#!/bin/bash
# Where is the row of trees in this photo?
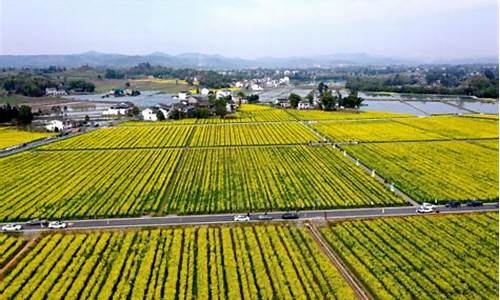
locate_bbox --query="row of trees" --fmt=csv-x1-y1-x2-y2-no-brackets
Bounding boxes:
0,103,34,125
287,82,363,110
1,74,95,97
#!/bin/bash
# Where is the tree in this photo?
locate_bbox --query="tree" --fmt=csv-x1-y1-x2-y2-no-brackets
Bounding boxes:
247,94,259,103
319,91,337,111
288,93,301,108
128,105,140,117
318,82,328,95
305,91,314,105
343,90,364,109
214,99,228,117
84,115,90,124
156,110,166,121
16,105,33,125
195,107,211,118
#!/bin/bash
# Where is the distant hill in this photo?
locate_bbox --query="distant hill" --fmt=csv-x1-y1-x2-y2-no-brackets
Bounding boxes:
0,51,497,69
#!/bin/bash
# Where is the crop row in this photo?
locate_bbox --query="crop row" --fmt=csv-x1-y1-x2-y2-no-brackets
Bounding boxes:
286,109,410,121
41,126,193,150
0,149,182,221
190,123,319,146
320,212,499,300
345,140,499,203
164,145,404,214
0,234,26,267
0,225,356,299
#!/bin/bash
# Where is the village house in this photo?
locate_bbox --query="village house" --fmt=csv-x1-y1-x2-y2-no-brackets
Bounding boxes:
102,103,131,116
45,88,67,97
141,107,169,121
274,98,291,108
216,90,231,99
200,88,210,96
297,101,311,110
45,119,65,131
178,91,188,100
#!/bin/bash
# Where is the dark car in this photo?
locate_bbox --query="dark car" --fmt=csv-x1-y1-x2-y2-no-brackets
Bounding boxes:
445,201,461,208
282,212,299,220
466,200,483,207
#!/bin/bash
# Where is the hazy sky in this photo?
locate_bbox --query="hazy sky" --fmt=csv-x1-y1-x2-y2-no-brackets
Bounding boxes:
1,0,498,59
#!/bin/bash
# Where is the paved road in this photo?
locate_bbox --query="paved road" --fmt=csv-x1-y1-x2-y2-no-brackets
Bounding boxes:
4,203,497,233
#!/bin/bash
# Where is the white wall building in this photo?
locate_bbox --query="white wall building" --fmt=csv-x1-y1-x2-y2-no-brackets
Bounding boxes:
45,88,67,97
45,120,65,131
201,88,210,96
297,101,311,110
141,108,157,121
251,84,263,91
178,91,188,100
216,90,231,99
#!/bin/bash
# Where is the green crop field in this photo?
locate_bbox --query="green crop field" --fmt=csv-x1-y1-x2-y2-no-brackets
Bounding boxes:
41,126,193,150
345,140,499,203
190,123,318,146
0,128,53,150
0,149,182,221
164,146,403,214
0,225,356,299
320,213,499,300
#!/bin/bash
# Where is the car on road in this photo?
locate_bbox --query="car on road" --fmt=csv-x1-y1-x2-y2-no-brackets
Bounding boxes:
258,214,274,221
445,201,461,208
48,221,67,229
1,224,22,232
233,215,250,222
282,212,299,219
26,219,49,227
466,200,483,207
417,203,435,213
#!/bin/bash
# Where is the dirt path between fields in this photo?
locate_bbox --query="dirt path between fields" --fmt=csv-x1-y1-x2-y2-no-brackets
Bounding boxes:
305,223,373,300
0,237,39,278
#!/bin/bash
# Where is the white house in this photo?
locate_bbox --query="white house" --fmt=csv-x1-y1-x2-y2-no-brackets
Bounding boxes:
279,76,290,85
216,90,231,99
142,108,157,121
142,108,168,121
45,120,65,131
274,98,291,108
251,84,263,91
178,91,188,100
45,88,67,97
201,88,210,96
234,81,244,88
297,101,311,110
102,103,130,116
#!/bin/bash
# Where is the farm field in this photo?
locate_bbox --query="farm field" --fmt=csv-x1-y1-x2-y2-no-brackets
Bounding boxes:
0,127,53,149
91,78,193,93
345,140,499,203
197,104,297,123
287,109,411,121
0,234,26,267
191,123,318,146
0,225,356,299
0,149,182,221
312,119,445,142
164,146,404,214
41,126,193,150
395,116,499,139
320,212,499,300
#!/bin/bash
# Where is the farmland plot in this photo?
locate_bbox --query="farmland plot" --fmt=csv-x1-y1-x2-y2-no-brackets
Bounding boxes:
164,145,404,214
0,225,356,299
0,128,53,150
345,140,499,203
320,213,499,300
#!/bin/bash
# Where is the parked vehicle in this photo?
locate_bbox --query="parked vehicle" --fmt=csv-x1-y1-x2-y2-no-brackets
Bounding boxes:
1,224,22,232
258,214,274,221
47,221,67,229
445,201,461,208
233,215,250,222
417,203,435,213
282,212,299,219
466,200,483,207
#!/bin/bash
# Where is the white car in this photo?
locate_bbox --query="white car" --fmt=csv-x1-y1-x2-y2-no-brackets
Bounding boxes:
417,203,435,213
48,221,67,229
1,224,22,232
233,215,250,222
